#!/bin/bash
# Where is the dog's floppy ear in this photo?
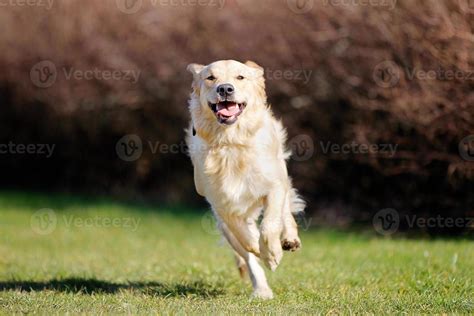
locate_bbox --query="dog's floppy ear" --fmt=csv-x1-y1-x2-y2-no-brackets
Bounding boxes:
245,60,264,77
187,63,204,77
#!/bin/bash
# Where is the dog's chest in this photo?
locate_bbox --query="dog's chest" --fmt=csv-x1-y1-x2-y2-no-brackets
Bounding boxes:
203,146,268,211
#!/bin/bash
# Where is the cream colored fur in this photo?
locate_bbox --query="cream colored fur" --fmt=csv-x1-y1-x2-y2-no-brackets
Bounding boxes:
185,60,305,299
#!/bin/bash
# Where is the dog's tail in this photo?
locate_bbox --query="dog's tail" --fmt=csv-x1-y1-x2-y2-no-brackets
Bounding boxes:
288,179,306,215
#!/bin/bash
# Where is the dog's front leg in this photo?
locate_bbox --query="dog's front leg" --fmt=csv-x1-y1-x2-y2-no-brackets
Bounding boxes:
217,211,260,256
260,184,286,271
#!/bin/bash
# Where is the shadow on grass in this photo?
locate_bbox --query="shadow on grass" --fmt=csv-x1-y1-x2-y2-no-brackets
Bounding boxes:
0,278,224,297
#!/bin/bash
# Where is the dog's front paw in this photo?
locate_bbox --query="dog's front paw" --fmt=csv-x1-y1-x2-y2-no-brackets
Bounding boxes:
259,233,283,271
252,287,274,300
281,237,301,252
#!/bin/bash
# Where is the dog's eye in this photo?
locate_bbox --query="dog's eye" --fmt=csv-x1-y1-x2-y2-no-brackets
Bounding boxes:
237,75,245,80
206,75,216,81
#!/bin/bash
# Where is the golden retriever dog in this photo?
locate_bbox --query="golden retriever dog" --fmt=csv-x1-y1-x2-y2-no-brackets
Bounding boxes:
185,60,305,299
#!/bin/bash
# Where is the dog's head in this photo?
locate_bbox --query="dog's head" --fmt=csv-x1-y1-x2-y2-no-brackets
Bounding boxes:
187,60,265,126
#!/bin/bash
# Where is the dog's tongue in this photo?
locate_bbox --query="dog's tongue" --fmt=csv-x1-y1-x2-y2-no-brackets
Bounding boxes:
217,102,239,117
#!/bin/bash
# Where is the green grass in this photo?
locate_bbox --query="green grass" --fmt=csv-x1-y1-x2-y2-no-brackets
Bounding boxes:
0,192,472,314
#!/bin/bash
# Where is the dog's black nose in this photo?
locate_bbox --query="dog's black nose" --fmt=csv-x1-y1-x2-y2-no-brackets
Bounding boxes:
217,84,234,97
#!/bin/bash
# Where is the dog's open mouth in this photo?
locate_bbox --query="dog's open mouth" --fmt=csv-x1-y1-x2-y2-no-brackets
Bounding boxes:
209,101,246,125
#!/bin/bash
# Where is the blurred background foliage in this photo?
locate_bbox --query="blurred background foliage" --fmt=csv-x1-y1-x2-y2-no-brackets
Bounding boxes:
0,0,473,234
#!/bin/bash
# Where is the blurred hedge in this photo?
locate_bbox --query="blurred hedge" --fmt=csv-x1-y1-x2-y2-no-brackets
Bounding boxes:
0,0,473,231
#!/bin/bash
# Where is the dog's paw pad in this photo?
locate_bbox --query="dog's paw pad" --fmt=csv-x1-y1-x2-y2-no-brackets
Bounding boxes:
282,239,301,252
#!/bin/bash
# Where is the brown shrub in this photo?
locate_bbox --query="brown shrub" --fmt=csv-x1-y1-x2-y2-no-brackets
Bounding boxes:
0,0,472,230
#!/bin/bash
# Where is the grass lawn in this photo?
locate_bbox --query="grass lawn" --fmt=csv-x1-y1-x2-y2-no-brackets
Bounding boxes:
0,192,472,314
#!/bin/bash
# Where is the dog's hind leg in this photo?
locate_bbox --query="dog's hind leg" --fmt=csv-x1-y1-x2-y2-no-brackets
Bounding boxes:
281,186,305,252
234,251,248,279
